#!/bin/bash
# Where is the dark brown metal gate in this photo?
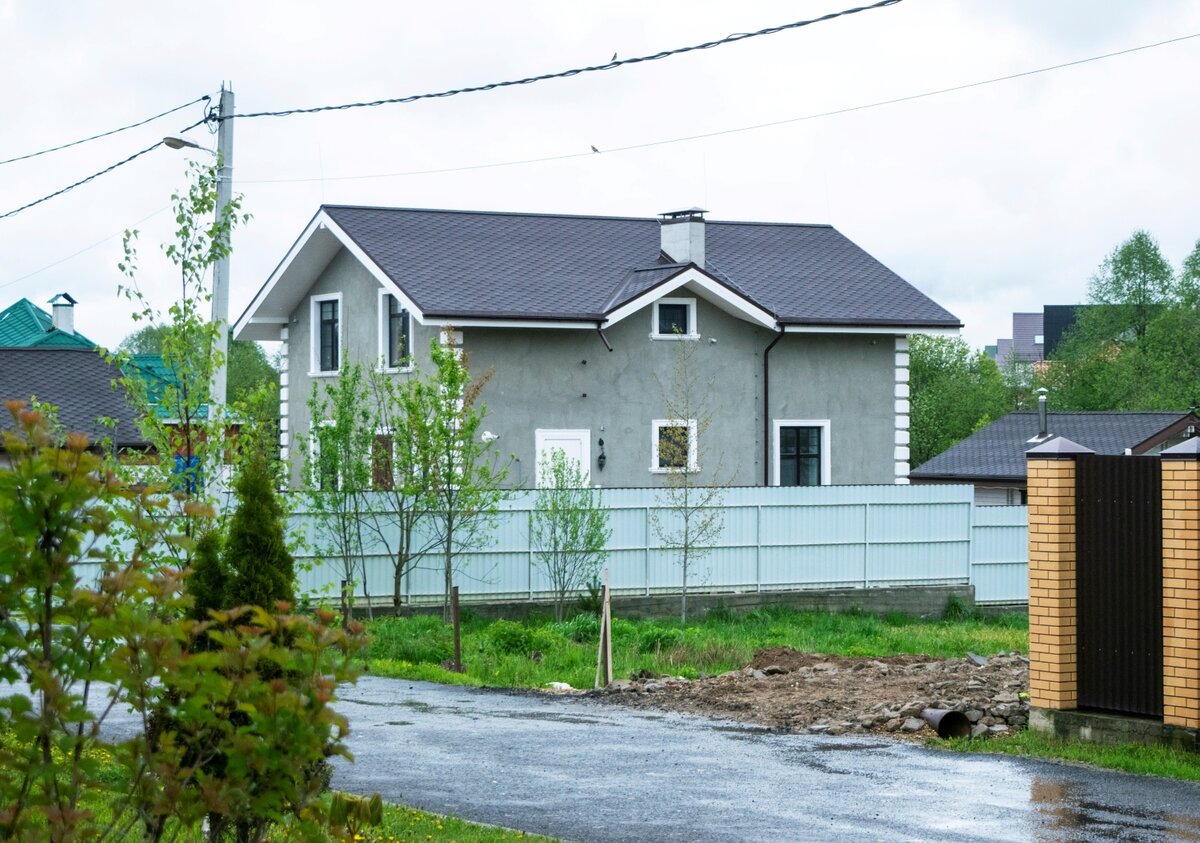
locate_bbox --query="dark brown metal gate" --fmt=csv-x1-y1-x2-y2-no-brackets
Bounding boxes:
1075,454,1162,718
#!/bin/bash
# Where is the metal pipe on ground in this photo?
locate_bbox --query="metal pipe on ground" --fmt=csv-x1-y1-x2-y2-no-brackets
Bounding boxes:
922,708,971,738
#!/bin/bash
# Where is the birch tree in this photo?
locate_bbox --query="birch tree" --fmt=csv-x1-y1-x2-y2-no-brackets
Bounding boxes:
530,449,611,621
649,333,726,623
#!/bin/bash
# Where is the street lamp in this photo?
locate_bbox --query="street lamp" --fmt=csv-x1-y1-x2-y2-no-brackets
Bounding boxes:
162,136,214,153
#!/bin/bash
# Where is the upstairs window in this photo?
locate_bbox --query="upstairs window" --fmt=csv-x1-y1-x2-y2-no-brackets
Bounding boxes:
378,292,412,371
652,297,698,340
310,293,342,375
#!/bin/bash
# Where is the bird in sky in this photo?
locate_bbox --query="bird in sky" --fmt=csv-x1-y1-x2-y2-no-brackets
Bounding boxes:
611,52,618,61
591,145,600,153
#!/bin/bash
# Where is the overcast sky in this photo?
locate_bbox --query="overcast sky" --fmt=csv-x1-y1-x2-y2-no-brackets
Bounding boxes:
2,1,1199,354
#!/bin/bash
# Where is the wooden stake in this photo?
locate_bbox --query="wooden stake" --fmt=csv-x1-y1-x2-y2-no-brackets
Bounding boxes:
595,567,613,689
603,568,613,687
451,585,462,673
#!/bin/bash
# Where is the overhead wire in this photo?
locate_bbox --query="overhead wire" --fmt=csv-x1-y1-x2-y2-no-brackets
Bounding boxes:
0,95,211,166
0,205,171,291
0,117,208,221
0,2,901,222
238,30,1200,186
224,0,903,121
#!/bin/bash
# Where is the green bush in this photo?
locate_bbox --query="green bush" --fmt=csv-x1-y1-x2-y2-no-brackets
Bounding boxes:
554,614,599,643
637,624,684,653
366,615,453,664
487,620,536,655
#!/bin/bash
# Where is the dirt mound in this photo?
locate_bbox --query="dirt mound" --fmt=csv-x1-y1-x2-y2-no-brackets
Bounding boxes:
591,650,1030,741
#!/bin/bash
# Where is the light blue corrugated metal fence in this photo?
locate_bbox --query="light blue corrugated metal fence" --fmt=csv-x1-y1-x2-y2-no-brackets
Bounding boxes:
289,485,1029,606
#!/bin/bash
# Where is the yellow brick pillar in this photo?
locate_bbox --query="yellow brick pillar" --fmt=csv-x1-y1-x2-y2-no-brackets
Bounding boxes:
1026,437,1093,710
1162,437,1200,729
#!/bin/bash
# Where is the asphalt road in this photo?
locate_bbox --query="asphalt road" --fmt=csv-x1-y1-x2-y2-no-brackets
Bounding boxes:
329,677,1200,842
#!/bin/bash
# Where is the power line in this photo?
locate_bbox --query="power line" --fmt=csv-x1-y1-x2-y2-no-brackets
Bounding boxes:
227,0,903,121
0,206,170,291
240,30,1200,186
0,118,208,221
0,95,210,167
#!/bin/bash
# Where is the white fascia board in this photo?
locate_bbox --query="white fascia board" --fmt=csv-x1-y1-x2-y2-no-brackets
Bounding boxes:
414,317,598,330
234,210,327,341
604,267,776,330
232,210,427,342
320,213,425,319
782,324,960,336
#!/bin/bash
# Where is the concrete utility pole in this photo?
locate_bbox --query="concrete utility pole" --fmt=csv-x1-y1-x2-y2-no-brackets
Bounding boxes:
210,84,234,417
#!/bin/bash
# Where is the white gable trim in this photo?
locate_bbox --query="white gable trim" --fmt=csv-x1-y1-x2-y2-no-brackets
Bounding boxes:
320,213,424,320
233,210,426,342
603,267,776,330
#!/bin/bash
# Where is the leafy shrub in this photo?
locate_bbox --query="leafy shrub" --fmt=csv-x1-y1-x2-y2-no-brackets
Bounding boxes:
638,624,684,653
554,614,600,643
487,620,536,655
943,594,977,621
366,615,453,664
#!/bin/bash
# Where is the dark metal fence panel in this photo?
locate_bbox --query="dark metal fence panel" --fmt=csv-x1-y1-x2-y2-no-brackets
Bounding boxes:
1075,454,1163,718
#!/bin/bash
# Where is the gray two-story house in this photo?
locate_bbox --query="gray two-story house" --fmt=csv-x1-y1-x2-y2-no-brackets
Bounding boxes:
234,206,959,489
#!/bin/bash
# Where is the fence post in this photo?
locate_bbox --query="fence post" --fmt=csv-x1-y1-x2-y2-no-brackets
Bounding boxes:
527,507,534,600
644,505,651,597
1026,436,1092,713
862,503,870,588
755,503,762,593
1161,437,1200,729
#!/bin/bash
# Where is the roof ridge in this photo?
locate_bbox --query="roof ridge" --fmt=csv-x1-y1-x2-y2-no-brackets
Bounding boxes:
321,204,835,229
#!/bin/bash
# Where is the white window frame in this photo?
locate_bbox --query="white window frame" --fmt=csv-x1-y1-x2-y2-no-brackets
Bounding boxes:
650,418,698,473
377,290,414,373
771,419,831,487
309,292,343,377
650,297,699,341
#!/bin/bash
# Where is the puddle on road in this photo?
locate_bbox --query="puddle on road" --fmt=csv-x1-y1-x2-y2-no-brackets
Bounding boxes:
1030,777,1200,840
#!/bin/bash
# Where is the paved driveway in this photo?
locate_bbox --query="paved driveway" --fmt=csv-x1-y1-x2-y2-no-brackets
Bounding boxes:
331,678,1200,842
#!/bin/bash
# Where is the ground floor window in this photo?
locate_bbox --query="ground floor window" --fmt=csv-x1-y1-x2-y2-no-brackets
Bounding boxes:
651,418,698,472
773,419,830,486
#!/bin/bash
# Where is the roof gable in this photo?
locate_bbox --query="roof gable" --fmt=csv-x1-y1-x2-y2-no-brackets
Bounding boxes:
911,411,1199,481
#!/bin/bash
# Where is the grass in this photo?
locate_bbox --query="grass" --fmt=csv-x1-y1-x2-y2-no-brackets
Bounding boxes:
362,605,1028,689
937,729,1200,781
365,805,557,841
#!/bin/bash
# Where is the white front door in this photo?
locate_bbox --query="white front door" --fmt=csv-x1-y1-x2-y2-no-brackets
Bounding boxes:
534,429,591,487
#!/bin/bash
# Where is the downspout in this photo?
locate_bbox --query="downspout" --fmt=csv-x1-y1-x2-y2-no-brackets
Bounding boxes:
596,324,613,352
762,326,785,486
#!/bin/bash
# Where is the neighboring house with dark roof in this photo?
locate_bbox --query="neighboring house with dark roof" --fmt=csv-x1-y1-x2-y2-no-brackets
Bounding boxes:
0,347,149,457
235,206,960,489
910,410,1199,504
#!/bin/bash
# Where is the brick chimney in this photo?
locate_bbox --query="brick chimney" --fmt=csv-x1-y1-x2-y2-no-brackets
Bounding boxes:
48,292,77,335
659,208,707,268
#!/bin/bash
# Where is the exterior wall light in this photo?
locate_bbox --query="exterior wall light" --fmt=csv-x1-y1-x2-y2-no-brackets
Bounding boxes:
597,438,607,471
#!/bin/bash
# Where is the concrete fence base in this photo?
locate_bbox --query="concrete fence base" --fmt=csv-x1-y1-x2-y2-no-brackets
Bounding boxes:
370,583,975,622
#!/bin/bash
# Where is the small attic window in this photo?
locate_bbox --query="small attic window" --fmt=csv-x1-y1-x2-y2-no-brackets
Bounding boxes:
651,297,698,340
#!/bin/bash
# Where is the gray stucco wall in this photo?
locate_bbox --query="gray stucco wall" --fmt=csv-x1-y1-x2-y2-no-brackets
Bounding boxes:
286,246,899,489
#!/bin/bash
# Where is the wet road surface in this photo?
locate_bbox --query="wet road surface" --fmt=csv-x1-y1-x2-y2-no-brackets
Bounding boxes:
332,677,1200,843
